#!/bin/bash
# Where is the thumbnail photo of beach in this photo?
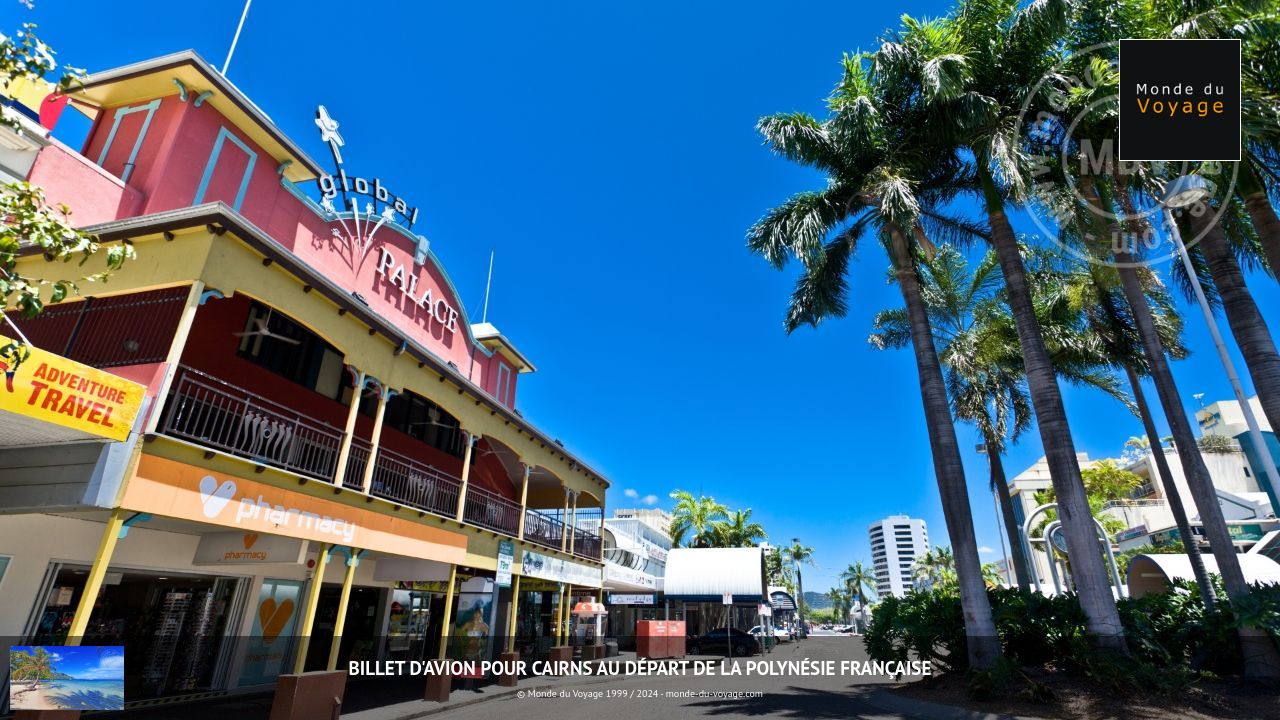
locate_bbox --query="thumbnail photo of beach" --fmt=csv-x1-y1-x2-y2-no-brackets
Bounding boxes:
9,645,125,711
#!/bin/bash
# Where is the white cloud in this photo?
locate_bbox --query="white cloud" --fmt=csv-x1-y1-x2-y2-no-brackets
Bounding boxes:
77,654,125,680
623,489,638,499
641,494,659,506
978,546,995,554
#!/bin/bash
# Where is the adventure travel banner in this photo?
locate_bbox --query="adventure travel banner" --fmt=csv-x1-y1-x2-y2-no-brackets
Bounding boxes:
0,334,143,442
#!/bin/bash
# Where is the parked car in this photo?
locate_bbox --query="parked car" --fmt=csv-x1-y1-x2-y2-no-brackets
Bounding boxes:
687,627,761,656
748,624,791,643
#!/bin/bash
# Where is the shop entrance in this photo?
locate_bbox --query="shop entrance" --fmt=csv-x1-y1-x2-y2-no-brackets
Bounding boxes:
386,588,435,662
303,585,382,671
31,565,242,700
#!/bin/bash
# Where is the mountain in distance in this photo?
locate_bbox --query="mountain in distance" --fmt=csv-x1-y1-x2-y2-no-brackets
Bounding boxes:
803,591,833,610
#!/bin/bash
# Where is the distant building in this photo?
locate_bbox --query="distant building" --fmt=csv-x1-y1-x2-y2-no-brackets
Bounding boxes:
869,515,929,598
1196,395,1279,515
611,508,673,537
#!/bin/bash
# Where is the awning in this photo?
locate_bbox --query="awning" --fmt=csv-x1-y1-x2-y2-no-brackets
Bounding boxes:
572,602,607,616
663,547,766,602
769,589,797,611
1128,553,1280,598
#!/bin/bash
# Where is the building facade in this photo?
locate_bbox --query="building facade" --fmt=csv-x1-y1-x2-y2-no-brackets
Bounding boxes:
600,510,671,647
868,515,928,598
0,52,609,705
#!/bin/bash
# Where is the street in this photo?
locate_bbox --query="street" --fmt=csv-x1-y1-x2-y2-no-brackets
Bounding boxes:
431,636,929,720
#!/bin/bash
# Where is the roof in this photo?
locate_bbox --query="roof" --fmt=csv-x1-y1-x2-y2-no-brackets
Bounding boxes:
768,588,797,611
1128,553,1280,598
70,51,322,183
471,322,537,373
663,547,766,602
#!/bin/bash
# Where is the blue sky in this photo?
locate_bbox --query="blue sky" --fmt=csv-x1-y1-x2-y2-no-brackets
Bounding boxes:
14,647,124,680
13,1,1280,593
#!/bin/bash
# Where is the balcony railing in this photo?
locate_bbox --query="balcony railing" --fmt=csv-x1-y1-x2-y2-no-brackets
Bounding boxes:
162,366,596,550
464,485,521,536
523,509,567,551
572,527,602,560
162,366,344,480
347,438,462,519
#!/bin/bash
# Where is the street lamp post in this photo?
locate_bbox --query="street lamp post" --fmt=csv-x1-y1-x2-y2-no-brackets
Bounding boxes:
1162,175,1280,507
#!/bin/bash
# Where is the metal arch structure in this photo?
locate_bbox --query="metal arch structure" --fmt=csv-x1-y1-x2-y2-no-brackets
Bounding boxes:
1021,503,1127,598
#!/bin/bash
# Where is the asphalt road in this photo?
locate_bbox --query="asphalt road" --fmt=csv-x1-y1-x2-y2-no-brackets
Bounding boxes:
438,635,928,720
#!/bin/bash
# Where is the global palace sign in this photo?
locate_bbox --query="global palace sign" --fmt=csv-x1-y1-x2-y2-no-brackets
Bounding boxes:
311,106,460,336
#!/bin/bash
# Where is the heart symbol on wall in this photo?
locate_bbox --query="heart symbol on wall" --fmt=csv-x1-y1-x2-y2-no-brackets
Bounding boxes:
198,475,236,519
243,533,260,550
258,597,295,645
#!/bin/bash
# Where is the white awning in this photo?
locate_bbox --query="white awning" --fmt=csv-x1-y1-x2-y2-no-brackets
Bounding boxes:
663,547,766,602
1128,553,1280,598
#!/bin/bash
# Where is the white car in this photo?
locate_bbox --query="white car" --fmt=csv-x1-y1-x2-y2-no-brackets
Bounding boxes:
749,625,791,642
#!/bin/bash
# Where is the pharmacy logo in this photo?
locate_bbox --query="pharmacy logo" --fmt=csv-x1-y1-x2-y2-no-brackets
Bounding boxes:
199,475,237,519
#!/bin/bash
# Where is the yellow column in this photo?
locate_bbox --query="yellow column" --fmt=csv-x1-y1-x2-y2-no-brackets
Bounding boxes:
556,584,566,644
145,281,205,434
506,575,522,652
66,509,127,644
326,548,361,671
568,491,579,554
360,388,392,493
560,488,570,552
332,370,367,487
293,543,332,674
437,565,458,659
516,465,531,540
455,433,478,520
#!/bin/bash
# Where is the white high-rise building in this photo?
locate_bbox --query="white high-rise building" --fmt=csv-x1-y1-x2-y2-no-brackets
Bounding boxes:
869,515,930,598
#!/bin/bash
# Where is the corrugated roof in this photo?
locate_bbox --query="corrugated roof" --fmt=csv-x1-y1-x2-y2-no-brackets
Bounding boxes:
1128,553,1280,599
664,547,766,602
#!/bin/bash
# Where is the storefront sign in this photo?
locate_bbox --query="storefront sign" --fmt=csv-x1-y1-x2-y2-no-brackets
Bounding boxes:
314,105,420,229
0,335,143,442
192,531,306,565
125,455,468,563
520,550,601,587
722,593,733,605
604,562,657,590
496,540,514,588
375,247,460,333
609,594,654,605
1115,524,1149,543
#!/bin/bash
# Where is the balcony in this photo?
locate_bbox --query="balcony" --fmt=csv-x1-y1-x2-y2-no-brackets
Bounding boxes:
464,484,521,536
161,366,604,559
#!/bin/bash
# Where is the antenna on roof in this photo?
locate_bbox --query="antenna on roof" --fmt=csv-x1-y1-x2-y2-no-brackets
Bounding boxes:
481,250,495,323
222,0,254,75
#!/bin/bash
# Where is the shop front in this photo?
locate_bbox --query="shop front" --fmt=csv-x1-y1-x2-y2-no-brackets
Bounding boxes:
511,549,602,662
663,547,767,642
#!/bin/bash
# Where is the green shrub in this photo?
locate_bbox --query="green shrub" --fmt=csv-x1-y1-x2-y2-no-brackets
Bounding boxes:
865,580,1280,682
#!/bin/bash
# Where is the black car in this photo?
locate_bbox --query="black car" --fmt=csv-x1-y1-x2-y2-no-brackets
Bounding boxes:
687,627,761,656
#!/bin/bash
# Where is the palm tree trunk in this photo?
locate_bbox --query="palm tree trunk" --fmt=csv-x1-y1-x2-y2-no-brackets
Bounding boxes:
1191,211,1280,448
888,223,998,669
1237,163,1280,278
977,170,1126,651
1185,212,1280,678
985,438,1032,589
1242,192,1280,279
1121,364,1217,612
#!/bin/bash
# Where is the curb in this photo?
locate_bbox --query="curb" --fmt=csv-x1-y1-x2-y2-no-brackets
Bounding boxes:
862,687,1052,720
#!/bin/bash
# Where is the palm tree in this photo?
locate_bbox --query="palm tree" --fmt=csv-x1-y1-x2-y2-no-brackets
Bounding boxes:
1043,0,1278,674
750,49,1000,668
826,587,850,625
668,490,727,548
711,509,767,548
782,540,814,637
880,0,1129,652
912,546,958,591
11,647,56,689
871,245,1132,590
839,562,877,631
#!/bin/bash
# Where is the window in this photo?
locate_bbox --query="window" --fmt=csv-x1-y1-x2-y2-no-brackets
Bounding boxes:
237,302,344,396
496,363,513,406
381,390,465,459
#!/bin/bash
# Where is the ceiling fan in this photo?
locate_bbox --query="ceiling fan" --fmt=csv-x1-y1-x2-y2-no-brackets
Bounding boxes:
234,309,301,346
